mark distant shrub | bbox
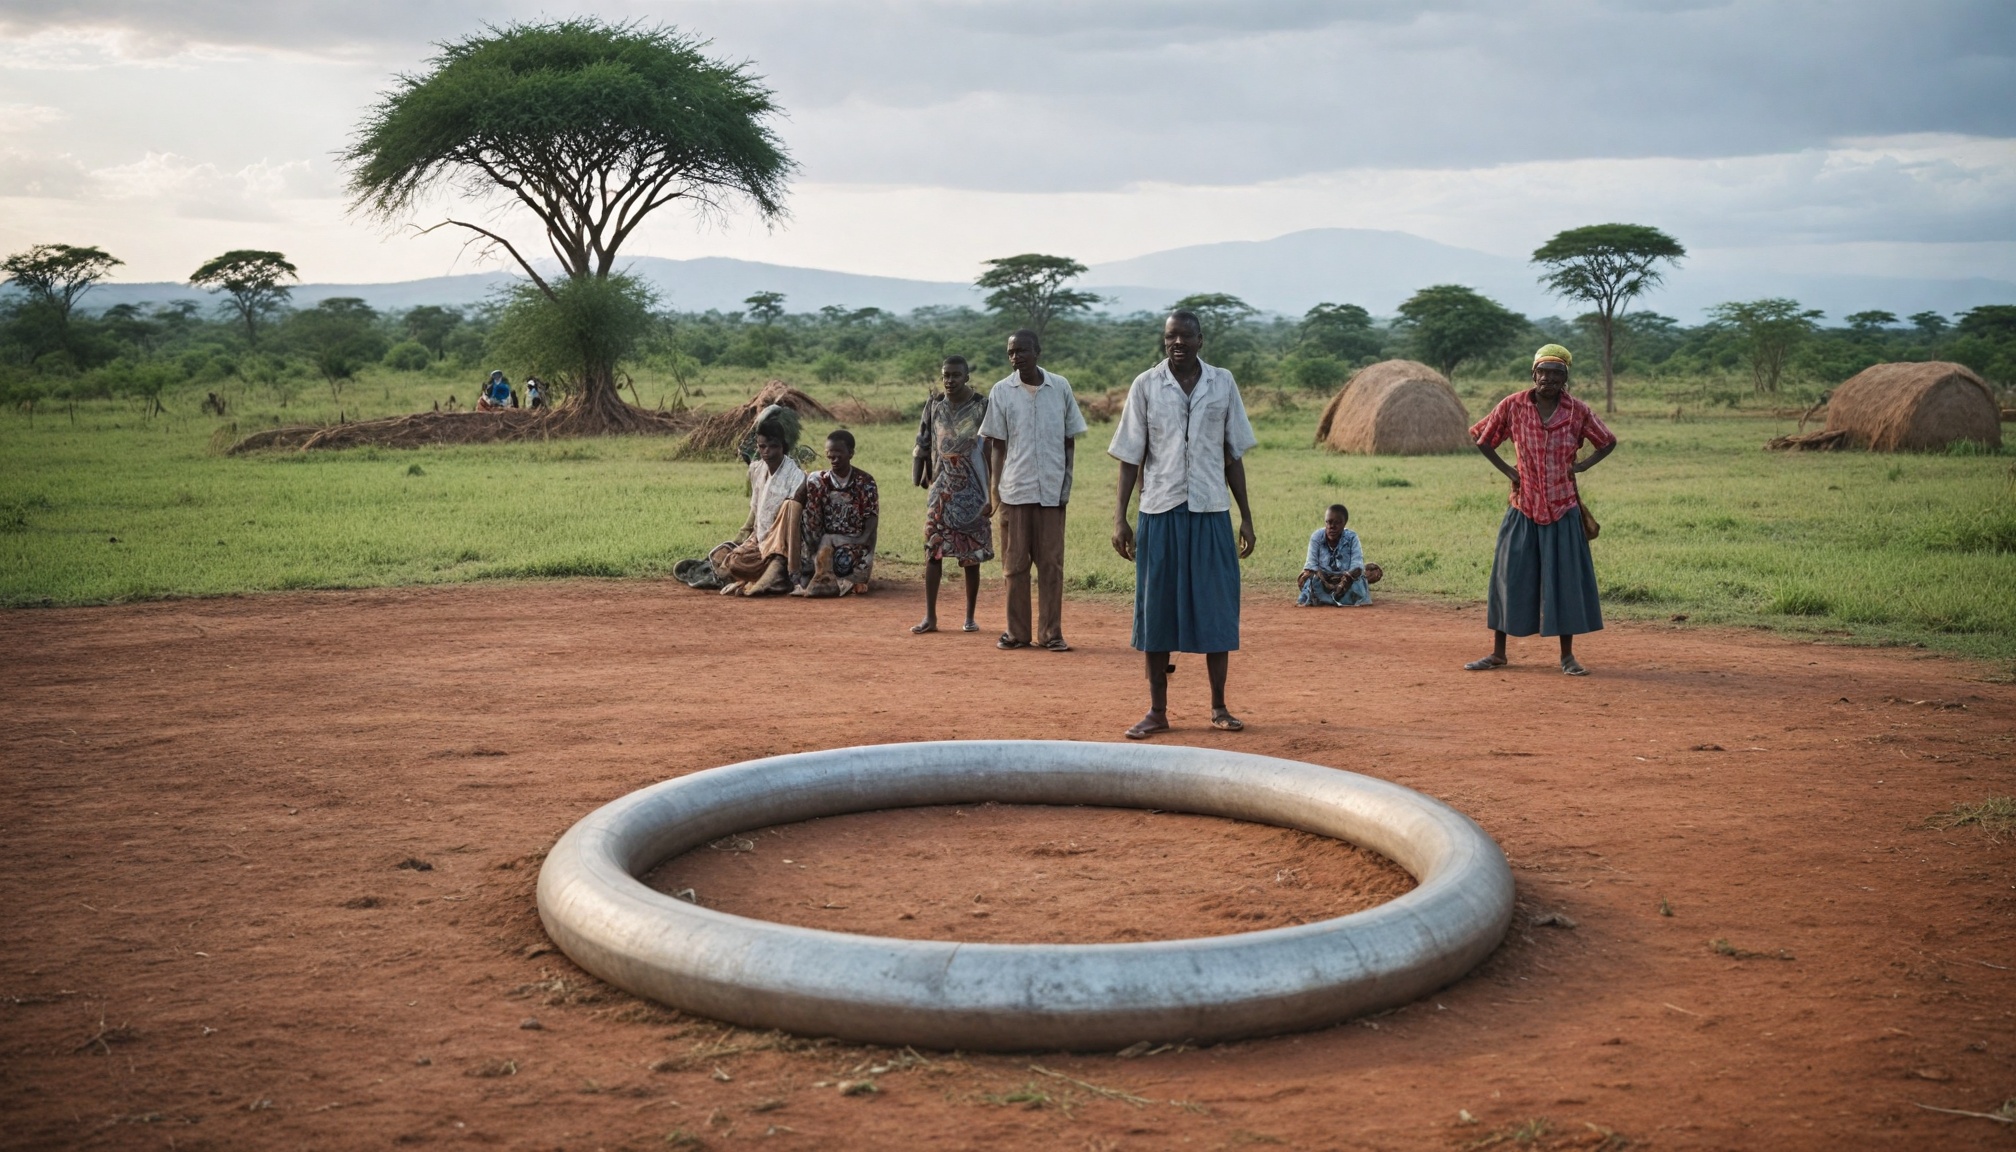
[1917,510,2016,554]
[383,341,433,371]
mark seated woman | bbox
[477,370,514,411]
[790,429,878,596]
[705,409,808,596]
[1299,503,1374,606]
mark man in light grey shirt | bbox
[979,328,1087,651]
[1109,309,1259,738]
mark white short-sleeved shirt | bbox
[746,456,806,539]
[1107,359,1258,515]
[977,368,1087,507]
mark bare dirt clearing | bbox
[3,584,2012,1150]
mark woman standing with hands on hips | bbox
[1466,344,1615,676]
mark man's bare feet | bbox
[1561,655,1589,676]
[1210,708,1244,732]
[1124,711,1170,740]
[911,619,938,634]
[1463,654,1507,670]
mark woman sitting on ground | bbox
[1298,503,1375,606]
[477,370,514,411]
[707,408,808,596]
[791,428,878,596]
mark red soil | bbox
[2,583,2011,1151]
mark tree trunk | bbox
[1601,307,1617,415]
[553,359,655,434]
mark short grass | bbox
[3,366,2013,664]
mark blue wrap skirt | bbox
[1487,506,1603,638]
[1133,503,1241,653]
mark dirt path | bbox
[2,583,2011,1151]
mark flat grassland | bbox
[3,369,2013,661]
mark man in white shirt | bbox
[979,328,1088,651]
[1109,310,1259,738]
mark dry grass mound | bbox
[826,397,908,425]
[677,380,837,458]
[1820,361,2001,452]
[228,405,697,454]
[1315,360,1472,455]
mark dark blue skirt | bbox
[1133,504,1241,653]
[1487,507,1603,638]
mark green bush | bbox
[383,340,433,371]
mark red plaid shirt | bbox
[1470,390,1615,525]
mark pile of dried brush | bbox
[676,380,838,459]
[228,405,698,454]
[1808,361,2001,452]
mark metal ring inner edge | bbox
[536,740,1516,1051]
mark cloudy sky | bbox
[0,0,2011,288]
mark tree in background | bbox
[343,18,792,430]
[975,254,1101,343]
[743,291,787,326]
[1297,302,1382,363]
[1532,223,1685,414]
[1910,311,1950,353]
[403,305,462,360]
[1710,298,1822,395]
[1949,304,2016,384]
[1845,310,1898,337]
[285,298,388,404]
[189,250,298,347]
[1,243,122,360]
[1394,284,1526,382]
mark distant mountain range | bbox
[76,229,2013,324]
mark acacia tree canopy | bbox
[975,254,1101,342]
[1710,298,1823,394]
[1395,284,1526,381]
[190,250,299,346]
[1533,223,1684,413]
[341,18,792,427]
[2,243,122,340]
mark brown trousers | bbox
[711,500,804,588]
[999,502,1067,646]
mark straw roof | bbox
[1316,360,1473,455]
[1823,361,2000,452]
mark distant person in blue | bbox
[478,370,515,411]
[1298,504,1375,606]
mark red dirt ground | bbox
[3,583,2012,1151]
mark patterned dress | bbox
[913,391,995,565]
[799,467,879,581]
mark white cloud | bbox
[87,152,328,220]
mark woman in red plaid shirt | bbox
[1464,344,1616,675]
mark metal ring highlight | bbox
[536,740,1514,1051]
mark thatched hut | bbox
[1821,361,2000,452]
[1315,360,1473,455]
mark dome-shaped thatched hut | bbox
[1823,361,2000,452]
[1316,360,1473,455]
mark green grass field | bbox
[4,367,2013,664]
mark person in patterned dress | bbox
[792,429,879,596]
[1465,344,1616,675]
[911,355,993,633]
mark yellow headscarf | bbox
[1533,344,1573,368]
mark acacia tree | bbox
[1532,224,1685,414]
[190,250,298,346]
[1394,284,1526,381]
[343,19,792,430]
[1,243,122,356]
[1710,298,1822,394]
[975,254,1101,343]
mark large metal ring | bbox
[537,741,1513,1051]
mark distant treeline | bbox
[2,286,2012,418]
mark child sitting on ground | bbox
[1298,503,1379,606]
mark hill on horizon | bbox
[73,229,2013,324]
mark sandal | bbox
[961,621,979,633]
[911,620,938,634]
[1211,710,1245,732]
[997,634,1029,650]
[1124,712,1170,740]
[1463,655,1507,671]
[1043,638,1072,652]
[1561,657,1589,676]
